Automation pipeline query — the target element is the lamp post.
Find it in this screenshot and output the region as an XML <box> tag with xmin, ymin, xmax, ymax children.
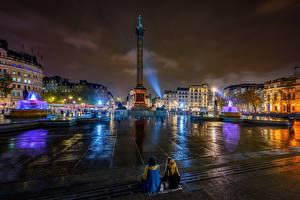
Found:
<box><xmin>212</xmin><ymin>87</ymin><xmax>216</xmax><ymax>117</ymax></box>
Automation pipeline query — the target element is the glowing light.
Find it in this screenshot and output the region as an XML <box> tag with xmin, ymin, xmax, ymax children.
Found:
<box><xmin>15</xmin><ymin>92</ymin><xmax>48</xmax><ymax>110</ymax></box>
<box><xmin>28</xmin><ymin>92</ymin><xmax>39</xmax><ymax>101</ymax></box>
<box><xmin>98</xmin><ymin>100</ymin><xmax>102</xmax><ymax>105</ymax></box>
<box><xmin>180</xmin><ymin>103</ymin><xmax>184</xmax><ymax>108</ymax></box>
<box><xmin>144</xmin><ymin>62</ymin><xmax>162</xmax><ymax>98</ymax></box>
<box><xmin>221</xmin><ymin>101</ymin><xmax>239</xmax><ymax>113</ymax></box>
<box><xmin>212</xmin><ymin>87</ymin><xmax>217</xmax><ymax>92</ymax></box>
<box><xmin>222</xmin><ymin>123</ymin><xmax>240</xmax><ymax>152</ymax></box>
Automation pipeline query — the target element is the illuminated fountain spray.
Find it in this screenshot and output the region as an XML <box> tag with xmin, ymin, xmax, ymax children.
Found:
<box><xmin>221</xmin><ymin>100</ymin><xmax>239</xmax><ymax>113</ymax></box>
<box><xmin>9</xmin><ymin>91</ymin><xmax>48</xmax><ymax>118</ymax></box>
<box><xmin>220</xmin><ymin>100</ymin><xmax>241</xmax><ymax>118</ymax></box>
<box><xmin>15</xmin><ymin>91</ymin><xmax>48</xmax><ymax>110</ymax></box>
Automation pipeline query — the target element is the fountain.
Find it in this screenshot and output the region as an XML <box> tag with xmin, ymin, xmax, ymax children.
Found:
<box><xmin>219</xmin><ymin>101</ymin><xmax>241</xmax><ymax>118</ymax></box>
<box><xmin>8</xmin><ymin>91</ymin><xmax>48</xmax><ymax>118</ymax></box>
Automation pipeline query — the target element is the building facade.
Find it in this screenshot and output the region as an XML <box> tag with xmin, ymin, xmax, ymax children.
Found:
<box><xmin>43</xmin><ymin>76</ymin><xmax>113</xmax><ymax>106</ymax></box>
<box><xmin>163</xmin><ymin>83</ymin><xmax>213</xmax><ymax>111</ymax></box>
<box><xmin>163</xmin><ymin>90</ymin><xmax>177</xmax><ymax>110</ymax></box>
<box><xmin>0</xmin><ymin>39</ymin><xmax>44</xmax><ymax>108</ymax></box>
<box><xmin>188</xmin><ymin>84</ymin><xmax>212</xmax><ymax>111</ymax></box>
<box><xmin>264</xmin><ymin>76</ymin><xmax>300</xmax><ymax>113</ymax></box>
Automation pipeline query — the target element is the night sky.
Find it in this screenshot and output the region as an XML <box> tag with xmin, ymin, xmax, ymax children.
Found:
<box><xmin>0</xmin><ymin>0</ymin><xmax>299</xmax><ymax>99</ymax></box>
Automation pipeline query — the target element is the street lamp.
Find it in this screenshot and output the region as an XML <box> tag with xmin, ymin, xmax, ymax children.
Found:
<box><xmin>212</xmin><ymin>87</ymin><xmax>217</xmax><ymax>117</ymax></box>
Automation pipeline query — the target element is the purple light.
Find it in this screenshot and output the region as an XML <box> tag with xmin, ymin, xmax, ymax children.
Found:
<box><xmin>222</xmin><ymin>123</ymin><xmax>240</xmax><ymax>152</ymax></box>
<box><xmin>15</xmin><ymin>129</ymin><xmax>48</xmax><ymax>156</ymax></box>
<box><xmin>15</xmin><ymin>91</ymin><xmax>48</xmax><ymax>110</ymax></box>
<box><xmin>221</xmin><ymin>101</ymin><xmax>239</xmax><ymax>113</ymax></box>
<box><xmin>15</xmin><ymin>100</ymin><xmax>48</xmax><ymax>110</ymax></box>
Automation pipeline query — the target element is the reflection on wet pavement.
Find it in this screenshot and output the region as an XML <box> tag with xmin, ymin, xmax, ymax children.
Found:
<box><xmin>0</xmin><ymin>115</ymin><xmax>299</xmax><ymax>183</ymax></box>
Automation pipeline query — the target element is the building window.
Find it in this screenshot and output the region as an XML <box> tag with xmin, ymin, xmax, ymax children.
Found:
<box><xmin>3</xmin><ymin>69</ymin><xmax>6</xmax><ymax>73</ymax></box>
<box><xmin>17</xmin><ymin>78</ymin><xmax>21</xmax><ymax>82</ymax></box>
<box><xmin>24</xmin><ymin>66</ymin><xmax>27</xmax><ymax>69</ymax></box>
<box><xmin>24</xmin><ymin>73</ymin><xmax>27</xmax><ymax>77</ymax></box>
<box><xmin>17</xmin><ymin>92</ymin><xmax>20</xmax><ymax>96</ymax></box>
<box><xmin>13</xmin><ymin>63</ymin><xmax>16</xmax><ymax>67</ymax></box>
<box><xmin>13</xmin><ymin>71</ymin><xmax>16</xmax><ymax>75</ymax></box>
<box><xmin>12</xmin><ymin>77</ymin><xmax>16</xmax><ymax>81</ymax></box>
<box><xmin>28</xmin><ymin>79</ymin><xmax>31</xmax><ymax>84</ymax></box>
<box><xmin>18</xmin><ymin>65</ymin><xmax>21</xmax><ymax>68</ymax></box>
<box><xmin>3</xmin><ymin>61</ymin><xmax>6</xmax><ymax>64</ymax></box>
<box><xmin>18</xmin><ymin>72</ymin><xmax>20</xmax><ymax>75</ymax></box>
<box><xmin>28</xmin><ymin>86</ymin><xmax>30</xmax><ymax>90</ymax></box>
<box><xmin>12</xmin><ymin>91</ymin><xmax>15</xmax><ymax>96</ymax></box>
<box><xmin>24</xmin><ymin>79</ymin><xmax>27</xmax><ymax>83</ymax></box>
<box><xmin>13</xmin><ymin>84</ymin><xmax>15</xmax><ymax>88</ymax></box>
<box><xmin>17</xmin><ymin>85</ymin><xmax>20</xmax><ymax>88</ymax></box>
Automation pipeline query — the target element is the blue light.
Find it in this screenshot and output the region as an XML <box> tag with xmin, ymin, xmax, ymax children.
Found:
<box><xmin>180</xmin><ymin>103</ymin><xmax>184</xmax><ymax>108</ymax></box>
<box><xmin>18</xmin><ymin>65</ymin><xmax>21</xmax><ymax>68</ymax></box>
<box><xmin>15</xmin><ymin>92</ymin><xmax>48</xmax><ymax>110</ymax></box>
<box><xmin>144</xmin><ymin>61</ymin><xmax>162</xmax><ymax>98</ymax></box>
<box><xmin>27</xmin><ymin>91</ymin><xmax>39</xmax><ymax>101</ymax></box>
<box><xmin>98</xmin><ymin>100</ymin><xmax>102</xmax><ymax>105</ymax></box>
<box><xmin>24</xmin><ymin>66</ymin><xmax>27</xmax><ymax>69</ymax></box>
<box><xmin>13</xmin><ymin>64</ymin><xmax>16</xmax><ymax>67</ymax></box>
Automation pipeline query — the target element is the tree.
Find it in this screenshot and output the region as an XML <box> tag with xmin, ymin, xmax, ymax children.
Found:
<box><xmin>216</xmin><ymin>95</ymin><xmax>226</xmax><ymax>111</ymax></box>
<box><xmin>226</xmin><ymin>91</ymin><xmax>246</xmax><ymax>111</ymax></box>
<box><xmin>243</xmin><ymin>90</ymin><xmax>263</xmax><ymax>112</ymax></box>
<box><xmin>42</xmin><ymin>91</ymin><xmax>64</xmax><ymax>104</ymax></box>
<box><xmin>0</xmin><ymin>73</ymin><xmax>13</xmax><ymax>99</ymax></box>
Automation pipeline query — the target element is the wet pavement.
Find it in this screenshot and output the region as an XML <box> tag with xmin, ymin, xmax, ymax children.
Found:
<box><xmin>0</xmin><ymin>114</ymin><xmax>299</xmax><ymax>199</ymax></box>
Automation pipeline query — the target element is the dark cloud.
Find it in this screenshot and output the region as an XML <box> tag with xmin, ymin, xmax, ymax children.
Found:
<box><xmin>256</xmin><ymin>0</ymin><xmax>296</xmax><ymax>15</ymax></box>
<box><xmin>0</xmin><ymin>0</ymin><xmax>299</xmax><ymax>99</ymax></box>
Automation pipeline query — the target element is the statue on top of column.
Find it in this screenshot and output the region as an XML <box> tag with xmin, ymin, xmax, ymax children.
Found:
<box><xmin>138</xmin><ymin>14</ymin><xmax>143</xmax><ymax>27</ymax></box>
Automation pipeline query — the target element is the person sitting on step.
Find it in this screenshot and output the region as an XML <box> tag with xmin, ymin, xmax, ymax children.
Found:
<box><xmin>162</xmin><ymin>158</ymin><xmax>181</xmax><ymax>189</ymax></box>
<box><xmin>141</xmin><ymin>157</ymin><xmax>161</xmax><ymax>194</ymax></box>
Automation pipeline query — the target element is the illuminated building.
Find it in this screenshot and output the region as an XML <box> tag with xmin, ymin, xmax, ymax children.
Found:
<box><xmin>163</xmin><ymin>83</ymin><xmax>213</xmax><ymax>111</ymax></box>
<box><xmin>0</xmin><ymin>39</ymin><xmax>44</xmax><ymax>108</ymax></box>
<box><xmin>177</xmin><ymin>88</ymin><xmax>189</xmax><ymax>110</ymax></box>
<box><xmin>163</xmin><ymin>90</ymin><xmax>177</xmax><ymax>110</ymax></box>
<box><xmin>264</xmin><ymin>68</ymin><xmax>300</xmax><ymax>113</ymax></box>
<box><xmin>188</xmin><ymin>84</ymin><xmax>212</xmax><ymax>111</ymax></box>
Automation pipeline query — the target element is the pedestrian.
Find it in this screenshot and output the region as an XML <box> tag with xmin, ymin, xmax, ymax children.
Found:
<box><xmin>161</xmin><ymin>158</ymin><xmax>180</xmax><ymax>189</ymax></box>
<box><xmin>141</xmin><ymin>157</ymin><xmax>161</xmax><ymax>194</ymax></box>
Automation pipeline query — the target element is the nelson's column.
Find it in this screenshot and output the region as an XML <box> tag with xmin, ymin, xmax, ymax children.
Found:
<box><xmin>131</xmin><ymin>14</ymin><xmax>149</xmax><ymax>110</ymax></box>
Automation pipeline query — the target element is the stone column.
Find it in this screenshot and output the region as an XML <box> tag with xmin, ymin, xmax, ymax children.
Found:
<box><xmin>136</xmin><ymin>14</ymin><xmax>145</xmax><ymax>88</ymax></box>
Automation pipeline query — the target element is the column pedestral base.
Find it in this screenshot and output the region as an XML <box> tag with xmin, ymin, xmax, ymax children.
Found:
<box><xmin>131</xmin><ymin>87</ymin><xmax>149</xmax><ymax>110</ymax></box>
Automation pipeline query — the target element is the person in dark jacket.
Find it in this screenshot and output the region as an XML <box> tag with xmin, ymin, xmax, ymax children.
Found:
<box><xmin>142</xmin><ymin>157</ymin><xmax>161</xmax><ymax>194</ymax></box>
<box><xmin>162</xmin><ymin>158</ymin><xmax>180</xmax><ymax>189</ymax></box>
